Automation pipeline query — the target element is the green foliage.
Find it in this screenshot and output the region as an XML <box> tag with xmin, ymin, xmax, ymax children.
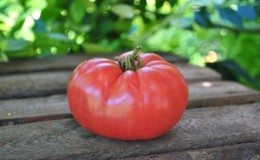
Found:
<box><xmin>228</xmin><ymin>33</ymin><xmax>260</xmax><ymax>89</ymax></box>
<box><xmin>0</xmin><ymin>0</ymin><xmax>259</xmax><ymax>89</ymax></box>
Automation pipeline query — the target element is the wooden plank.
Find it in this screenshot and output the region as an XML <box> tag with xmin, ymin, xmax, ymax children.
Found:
<box><xmin>187</xmin><ymin>81</ymin><xmax>260</xmax><ymax>108</ymax></box>
<box><xmin>1</xmin><ymin>81</ymin><xmax>259</xmax><ymax>126</ymax></box>
<box><xmin>120</xmin><ymin>142</ymin><xmax>260</xmax><ymax>160</ymax></box>
<box><xmin>0</xmin><ymin>103</ymin><xmax>259</xmax><ymax>159</ymax></box>
<box><xmin>0</xmin><ymin>64</ymin><xmax>221</xmax><ymax>99</ymax></box>
<box><xmin>0</xmin><ymin>95</ymin><xmax>71</xmax><ymax>126</ymax></box>
<box><xmin>175</xmin><ymin>63</ymin><xmax>221</xmax><ymax>83</ymax></box>
<box><xmin>0</xmin><ymin>53</ymin><xmax>187</xmax><ymax>74</ymax></box>
<box><xmin>0</xmin><ymin>71</ymin><xmax>69</xmax><ymax>99</ymax></box>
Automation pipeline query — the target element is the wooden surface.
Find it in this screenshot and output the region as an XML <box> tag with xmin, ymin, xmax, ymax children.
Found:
<box><xmin>0</xmin><ymin>104</ymin><xmax>259</xmax><ymax>159</ymax></box>
<box><xmin>0</xmin><ymin>53</ymin><xmax>259</xmax><ymax>160</ymax></box>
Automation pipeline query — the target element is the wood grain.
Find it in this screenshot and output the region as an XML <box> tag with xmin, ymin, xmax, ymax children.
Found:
<box><xmin>1</xmin><ymin>81</ymin><xmax>259</xmax><ymax>126</ymax></box>
<box><xmin>0</xmin><ymin>63</ymin><xmax>221</xmax><ymax>99</ymax></box>
<box><xmin>0</xmin><ymin>103</ymin><xmax>259</xmax><ymax>160</ymax></box>
<box><xmin>0</xmin><ymin>53</ymin><xmax>187</xmax><ymax>74</ymax></box>
<box><xmin>120</xmin><ymin>142</ymin><xmax>260</xmax><ymax>160</ymax></box>
<box><xmin>187</xmin><ymin>81</ymin><xmax>260</xmax><ymax>108</ymax></box>
<box><xmin>0</xmin><ymin>71</ymin><xmax>69</xmax><ymax>99</ymax></box>
<box><xmin>0</xmin><ymin>95</ymin><xmax>71</xmax><ymax>126</ymax></box>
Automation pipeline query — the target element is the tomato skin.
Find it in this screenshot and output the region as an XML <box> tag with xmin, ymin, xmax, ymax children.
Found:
<box><xmin>67</xmin><ymin>53</ymin><xmax>188</xmax><ymax>140</ymax></box>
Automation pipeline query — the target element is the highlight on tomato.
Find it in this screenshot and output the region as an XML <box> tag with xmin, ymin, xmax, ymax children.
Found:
<box><xmin>67</xmin><ymin>46</ymin><xmax>188</xmax><ymax>140</ymax></box>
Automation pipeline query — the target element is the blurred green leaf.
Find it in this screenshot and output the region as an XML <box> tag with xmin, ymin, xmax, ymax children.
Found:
<box><xmin>237</xmin><ymin>5</ymin><xmax>256</xmax><ymax>20</ymax></box>
<box><xmin>33</xmin><ymin>19</ymin><xmax>47</xmax><ymax>33</ymax></box>
<box><xmin>3</xmin><ymin>39</ymin><xmax>31</xmax><ymax>52</ymax></box>
<box><xmin>111</xmin><ymin>4</ymin><xmax>135</xmax><ymax>19</ymax></box>
<box><xmin>218</xmin><ymin>7</ymin><xmax>242</xmax><ymax>27</ymax></box>
<box><xmin>195</xmin><ymin>7</ymin><xmax>212</xmax><ymax>27</ymax></box>
<box><xmin>46</xmin><ymin>32</ymin><xmax>70</xmax><ymax>41</ymax></box>
<box><xmin>69</xmin><ymin>0</ymin><xmax>86</xmax><ymax>23</ymax></box>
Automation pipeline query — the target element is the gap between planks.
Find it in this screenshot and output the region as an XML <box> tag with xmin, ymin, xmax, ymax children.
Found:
<box><xmin>0</xmin><ymin>81</ymin><xmax>260</xmax><ymax>126</ymax></box>
<box><xmin>0</xmin><ymin>103</ymin><xmax>259</xmax><ymax>159</ymax></box>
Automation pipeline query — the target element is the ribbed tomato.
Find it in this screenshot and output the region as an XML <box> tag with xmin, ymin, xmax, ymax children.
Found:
<box><xmin>67</xmin><ymin>46</ymin><xmax>188</xmax><ymax>140</ymax></box>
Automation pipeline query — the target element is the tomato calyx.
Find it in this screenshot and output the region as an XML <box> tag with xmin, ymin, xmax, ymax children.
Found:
<box><xmin>115</xmin><ymin>45</ymin><xmax>143</xmax><ymax>72</ymax></box>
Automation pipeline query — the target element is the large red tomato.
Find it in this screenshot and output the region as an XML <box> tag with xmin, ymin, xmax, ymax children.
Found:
<box><xmin>67</xmin><ymin>46</ymin><xmax>188</xmax><ymax>140</ymax></box>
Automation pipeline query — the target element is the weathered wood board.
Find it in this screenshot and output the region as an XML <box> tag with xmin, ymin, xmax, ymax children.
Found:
<box><xmin>0</xmin><ymin>95</ymin><xmax>71</xmax><ymax>125</ymax></box>
<box><xmin>0</xmin><ymin>103</ymin><xmax>259</xmax><ymax>159</ymax></box>
<box><xmin>187</xmin><ymin>81</ymin><xmax>260</xmax><ymax>108</ymax></box>
<box><xmin>0</xmin><ymin>63</ymin><xmax>221</xmax><ymax>99</ymax></box>
<box><xmin>0</xmin><ymin>53</ymin><xmax>187</xmax><ymax>74</ymax></box>
<box><xmin>120</xmin><ymin>142</ymin><xmax>260</xmax><ymax>160</ymax></box>
<box><xmin>1</xmin><ymin>81</ymin><xmax>259</xmax><ymax>126</ymax></box>
<box><xmin>0</xmin><ymin>71</ymin><xmax>69</xmax><ymax>99</ymax></box>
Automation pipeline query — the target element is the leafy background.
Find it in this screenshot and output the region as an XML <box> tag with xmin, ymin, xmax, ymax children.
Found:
<box><xmin>0</xmin><ymin>0</ymin><xmax>260</xmax><ymax>89</ymax></box>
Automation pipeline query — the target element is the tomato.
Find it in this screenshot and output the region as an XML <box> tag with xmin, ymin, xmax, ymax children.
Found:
<box><xmin>67</xmin><ymin>46</ymin><xmax>188</xmax><ymax>140</ymax></box>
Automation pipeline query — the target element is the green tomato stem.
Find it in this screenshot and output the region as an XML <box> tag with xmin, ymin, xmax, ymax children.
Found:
<box><xmin>116</xmin><ymin>45</ymin><xmax>143</xmax><ymax>72</ymax></box>
<box><xmin>130</xmin><ymin>45</ymin><xmax>142</xmax><ymax>62</ymax></box>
